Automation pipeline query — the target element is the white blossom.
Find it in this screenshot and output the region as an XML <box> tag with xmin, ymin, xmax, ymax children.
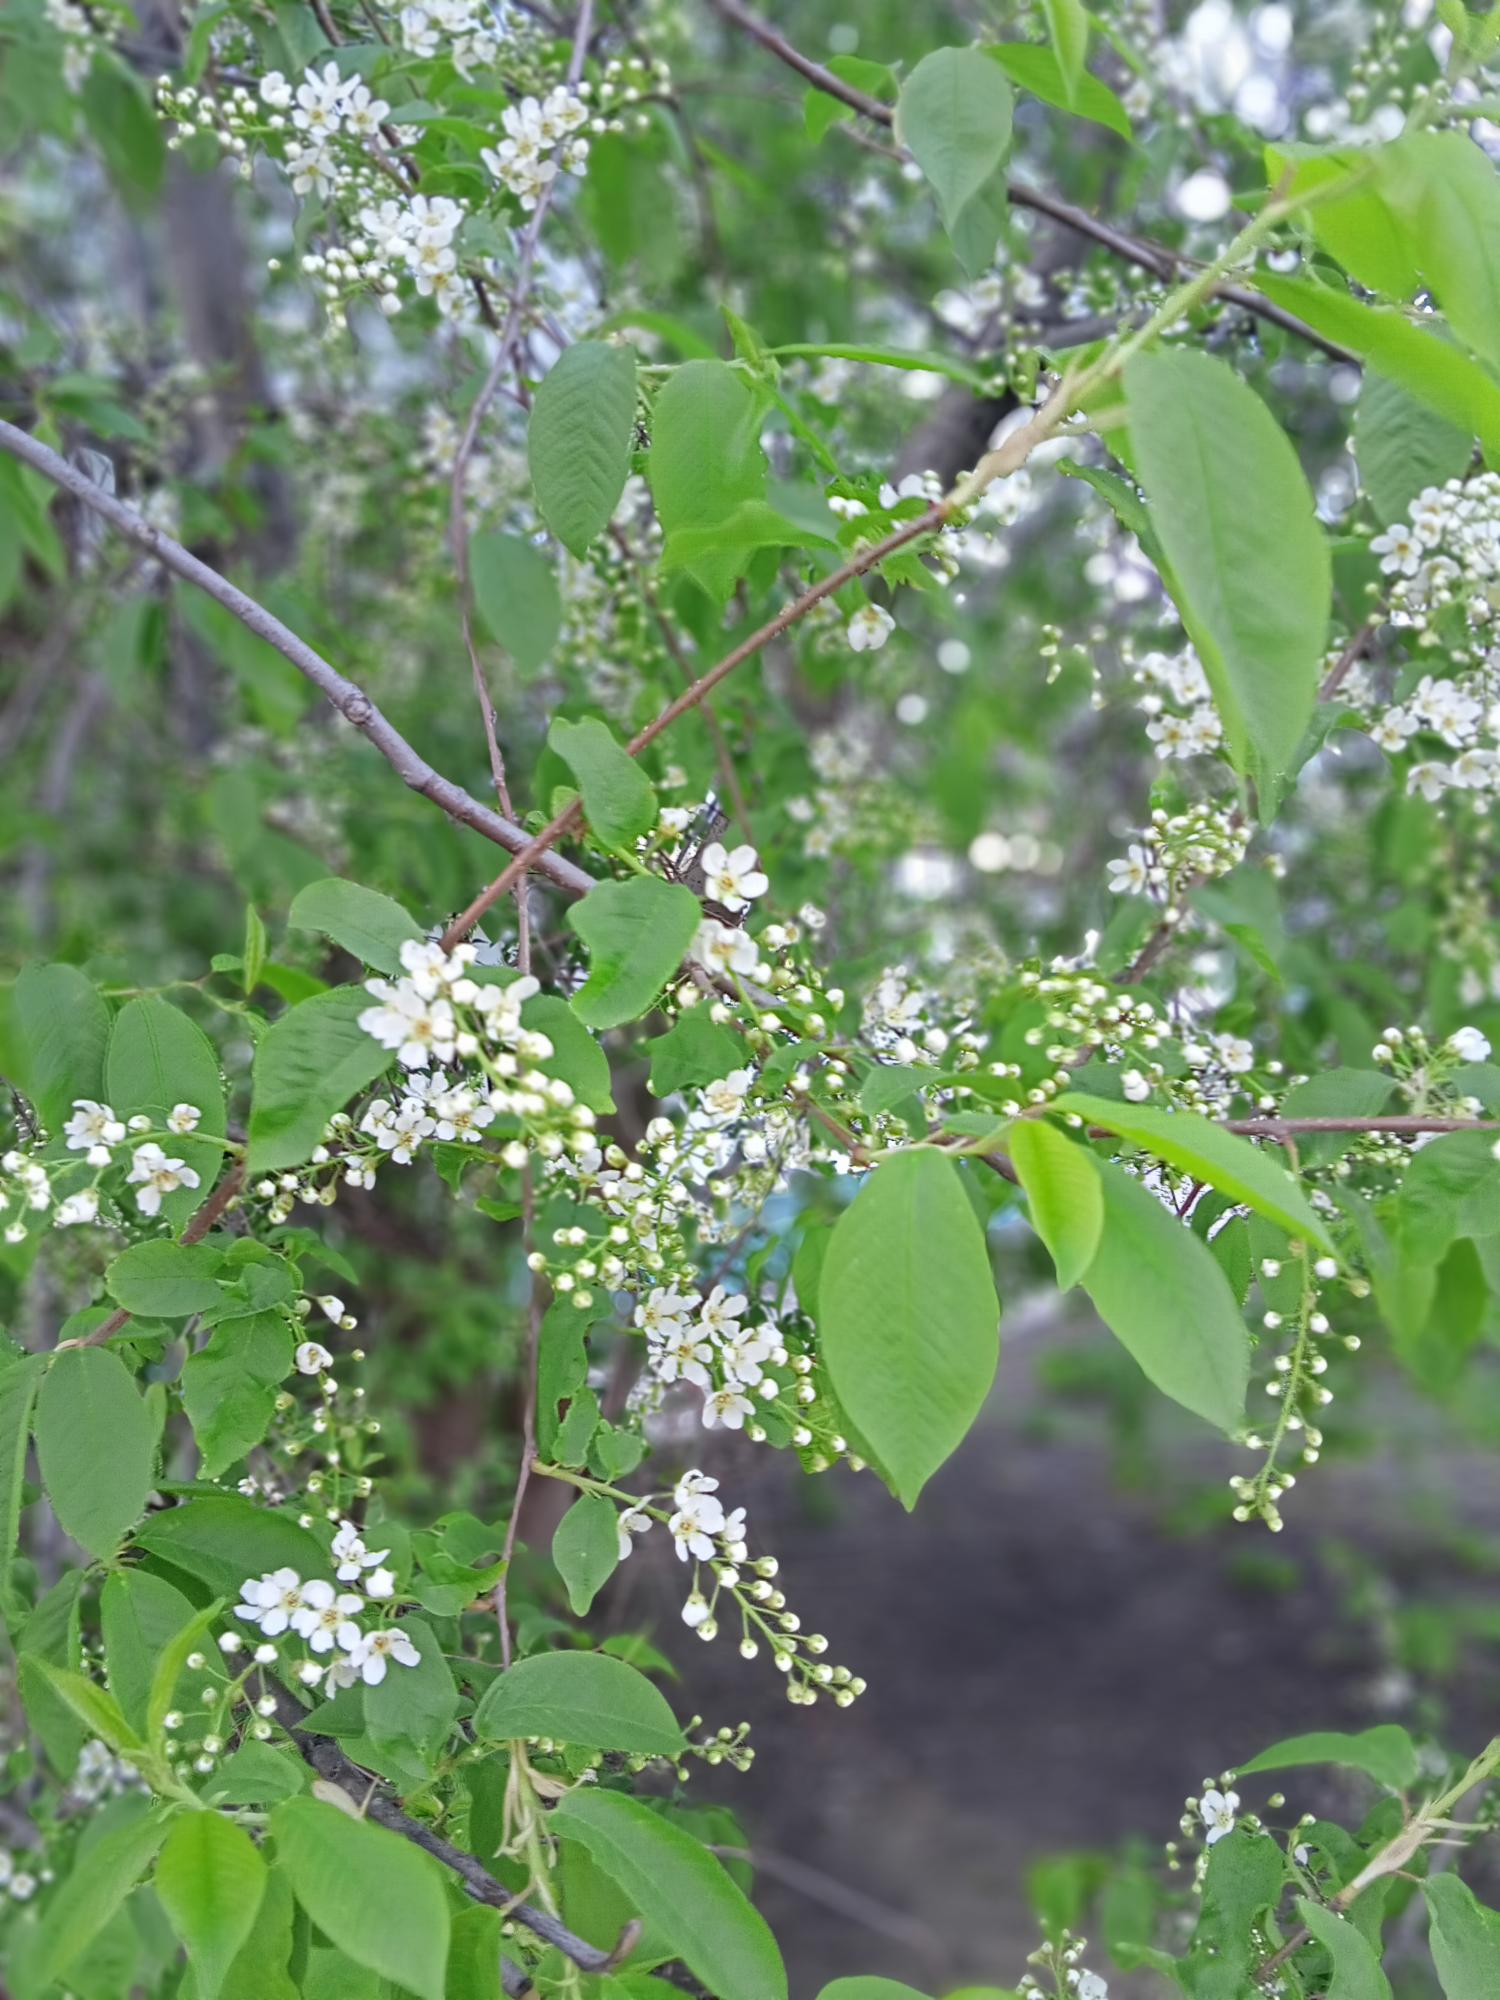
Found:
<box><xmin>295</xmin><ymin>1340</ymin><xmax>334</xmax><ymax>1376</ymax></box>
<box><xmin>63</xmin><ymin>1099</ymin><xmax>124</xmax><ymax>1165</ymax></box>
<box><xmin>126</xmin><ymin>1143</ymin><xmax>201</xmax><ymax>1216</ymax></box>
<box><xmin>1200</xmin><ymin>1787</ymin><xmax>1239</xmax><ymax>1844</ymax></box>
<box><xmin>700</xmin><ymin>843</ymin><xmax>768</xmax><ymax>912</ymax></box>
<box><xmin>847</xmin><ymin>603</ymin><xmax>895</xmax><ymax>652</ymax></box>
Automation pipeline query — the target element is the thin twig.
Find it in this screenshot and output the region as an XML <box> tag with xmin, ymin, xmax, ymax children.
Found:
<box><xmin>0</xmin><ymin>420</ymin><xmax>594</xmax><ymax>899</ymax></box>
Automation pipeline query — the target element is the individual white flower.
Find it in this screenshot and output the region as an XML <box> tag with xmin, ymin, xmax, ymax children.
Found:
<box><xmin>293</xmin><ymin>61</ymin><xmax>349</xmax><ymax>137</ymax></box>
<box><xmin>702</xmin><ymin>1387</ymin><xmax>755</xmax><ymax>1430</ymax></box>
<box><xmin>344</xmin><ymin>1625</ymin><xmax>421</xmax><ymax>1684</ymax></box>
<box><xmin>290</xmin><ymin>1580</ymin><xmax>365</xmax><ymax>1653</ymax></box>
<box><xmin>1453</xmin><ymin>748</ymin><xmax>1500</xmax><ymax>789</ymax></box>
<box><xmin>669</xmin><ymin>1472</ymin><xmax>726</xmax><ymax>1560</ymax></box>
<box><xmin>234</xmin><ymin>1568</ymin><xmax>306</xmax><ymax>1635</ymax></box>
<box><xmin>654</xmin><ymin>1324</ymin><xmax>714</xmax><ymax>1388</ymax></box>
<box><xmin>698</xmin><ymin>1284</ymin><xmax>747</xmax><ymax>1337</ymax></box>
<box><xmin>365</xmin><ymin>1566</ymin><xmax>397</xmax><ymax>1599</ymax></box>
<box><xmin>1145</xmin><ymin>711</ymin><xmax>1195</xmax><ymax>760</ymax></box>
<box><xmin>1407</xmin><ymin>760</ymin><xmax>1451</xmax><ymax>801</ymax></box>
<box><xmin>1371</xmin><ymin>523</ymin><xmax>1422</xmax><ymax>576</ymax></box>
<box><xmin>63</xmin><ymin>1099</ymin><xmax>125</xmax><ymax>1165</ymax></box>
<box><xmin>719</xmin><ymin>1323</ymin><xmax>777</xmax><ymax>1387</ymax></box>
<box><xmin>53</xmin><ymin>1189</ymin><xmax>99</xmax><ymax>1228</ymax></box>
<box><xmin>1076</xmin><ymin>1974</ymin><xmax>1108</xmax><ymax>2000</ymax></box>
<box><xmin>1200</xmin><ymin>1787</ymin><xmax>1239</xmax><ymax>1844</ymax></box>
<box><xmin>259</xmin><ymin>69</ymin><xmax>293</xmax><ymax>109</ymax></box>
<box><xmin>166</xmin><ymin>1103</ymin><xmax>201</xmax><ymax>1135</ymax></box>
<box><xmin>1214</xmin><ymin>1035</ymin><xmax>1255</xmax><ymax>1074</ymax></box>
<box><xmin>1448</xmin><ymin>1025</ymin><xmax>1492</xmax><ymax>1063</ymax></box>
<box><xmin>617</xmin><ymin>1508</ymin><xmax>652</xmax><ymax>1560</ymax></box>
<box><xmin>692</xmin><ymin>917</ymin><xmax>758</xmax><ymax>977</ymax></box>
<box><xmin>342</xmin><ymin>81</ymin><xmax>390</xmax><ymax>136</ymax></box>
<box><xmin>635</xmin><ymin>1287</ymin><xmax>694</xmax><ymax>1339</ymax></box>
<box><xmin>700</xmin><ymin>843</ymin><xmax>769</xmax><ymax>911</ymax></box>
<box><xmin>681</xmin><ymin>1590</ymin><xmax>712</xmax><ymax>1628</ymax></box>
<box><xmin>331</xmin><ymin>1520</ymin><xmax>391</xmax><ymax>1581</ymax></box>
<box><xmin>695</xmin><ymin>1069</ymin><xmax>753</xmax><ymax>1125</ymax></box>
<box><xmin>1370</xmin><ymin>708</ymin><xmax>1414</xmax><ymax>753</ymax></box>
<box><xmin>126</xmin><ymin>1143</ymin><xmax>201</xmax><ymax>1216</ymax></box>
<box><xmin>847</xmin><ymin>603</ymin><xmax>895</xmax><ymax>652</ymax></box>
<box><xmin>358</xmin><ymin>978</ymin><xmax>458</xmax><ymax>1069</ymax></box>
<box><xmin>1106</xmin><ymin>844</ymin><xmax>1152</xmax><ymax>895</ymax></box>
<box><xmin>294</xmin><ymin>1340</ymin><xmax>334</xmax><ymax>1376</ymax></box>
<box><xmin>1120</xmin><ymin>1069</ymin><xmax>1152</xmax><ymax>1102</ymax></box>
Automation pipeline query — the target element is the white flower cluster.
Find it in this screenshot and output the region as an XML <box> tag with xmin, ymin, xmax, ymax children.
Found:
<box><xmin>1</xmin><ymin>1097</ymin><xmax>204</xmax><ymax>1242</ymax></box>
<box><xmin>43</xmin><ymin>0</ymin><xmax>95</xmax><ymax>92</ymax></box>
<box><xmin>634</xmin><ymin>1282</ymin><xmax>784</xmax><ymax>1432</ymax></box>
<box><xmin>480</xmin><ymin>87</ymin><xmax>590</xmax><ymax>210</ymax></box>
<box><xmin>392</xmin><ymin>0</ymin><xmax>499</xmax><ymax>74</ymax></box>
<box><xmin>233</xmin><ymin>1532</ymin><xmax>414</xmax><ymax>1690</ymax></box>
<box><xmin>1134</xmin><ymin>647</ymin><xmax>1225</xmax><ymax>761</ymax></box>
<box><xmin>1105</xmin><ymin>803</ymin><xmax>1249</xmax><ymax>899</ymax></box>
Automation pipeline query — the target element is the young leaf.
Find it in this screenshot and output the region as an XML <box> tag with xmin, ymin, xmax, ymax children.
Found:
<box><xmin>148</xmin><ymin>1599</ymin><xmax>227</xmax><ymax>1747</ymax></box>
<box><xmin>243</xmin><ymin>903</ymin><xmax>268</xmax><ymax>994</ymax></box>
<box><xmin>1296</xmin><ymin>1898</ymin><xmax>1393</xmax><ymax>1999</ymax></box>
<box><xmin>986</xmin><ymin>42</ymin><xmax>1131</xmax><ymax>139</ymax></box>
<box><xmin>1048</xmin><ymin>1092</ymin><xmax>1335</xmax><ymax>1251</ymax></box>
<box><xmin>894</xmin><ymin>49</ymin><xmax>1014</xmax><ymax>271</ymax></box>
<box><xmin>1008</xmin><ymin>1117</ymin><xmax>1103</xmax><ymax>1289</ymax></box>
<box><xmin>180</xmin><ymin>1309</ymin><xmax>295</xmax><ymax>1477</ymax></box>
<box><xmin>1124</xmin><ymin>346</ymin><xmax>1331</xmax><ymax>808</ymax></box>
<box><xmin>647</xmin><ymin>1007</ymin><xmax>748</xmax><ymax>1096</ymax></box>
<box><xmin>1403</xmin><ymin>132</ymin><xmax>1500</xmax><ymax>376</ymax></box>
<box><xmin>154</xmin><ymin>1809</ymin><xmax>268</xmax><ymax>2000</ymax></box>
<box><xmin>271</xmin><ymin>1796</ymin><xmax>449</xmax><ymax>2000</ymax></box>
<box><xmin>288</xmin><ymin>878</ymin><xmax>424</xmax><ymax>976</ymax></box>
<box><xmin>0</xmin><ymin>1354</ymin><xmax>43</xmax><ymax>1616</ymax></box>
<box><xmin>1078</xmin><ymin>1159</ymin><xmax>1249</xmax><ymax>1433</ymax></box>
<box><xmin>471</xmin><ymin>530</ymin><xmax>563</xmax><ymax>677</ymax></box>
<box><xmin>35</xmin><ymin>1348</ymin><xmax>158</xmax><ymax>1559</ymax></box>
<box><xmin>1236</xmin><ymin>1725</ymin><xmax>1418</xmax><ymax>1791</ymax></box>
<box><xmin>106</xmin><ymin>994</ymin><xmax>227</xmax><ymax>1228</ymax></box>
<box><xmin>133</xmin><ymin>1495</ymin><xmax>326</xmax><ymax>1602</ymax></box>
<box><xmin>566</xmin><ymin>876</ymin><xmax>702</xmax><ymax>1030</ymax></box>
<box><xmin>552</xmin><ymin>1493</ymin><xmax>620</xmax><ymax>1615</ymax></box>
<box><xmin>529</xmin><ymin>339</ymin><xmax>638</xmax><ymax>557</ymax></box>
<box><xmin>101</xmin><ymin>1569</ymin><xmax>197</xmax><ymax>1733</ymax></box>
<box><xmin>1397</xmin><ymin>1129</ymin><xmax>1500</xmax><ymax>1258</ymax></box>
<box><xmin>551</xmin><ymin>1788</ymin><xmax>787</xmax><ymax>2000</ymax></box>
<box><xmin>648</xmin><ymin>360</ymin><xmax>768</xmax><ymax>600</ymax></box>
<box><xmin>473</xmin><ymin>1649</ymin><xmax>684</xmax><ymax>1753</ymax></box>
<box><xmin>821</xmin><ymin>1150</ymin><xmax>1000</xmax><ymax>1508</ymax></box>
<box><xmin>104</xmin><ymin>1240</ymin><xmax>225</xmax><ymax>1318</ymax></box>
<box><xmin>1425</xmin><ymin>1873</ymin><xmax>1500</xmax><ymax>1996</ymax></box>
<box><xmin>28</xmin><ymin>1806</ymin><xmax>172</xmax><ymax>1987</ymax></box>
<box><xmin>19</xmin><ymin>1656</ymin><xmax>141</xmax><ymax>1752</ymax></box>
<box><xmin>247</xmin><ymin>987</ymin><xmax>392</xmax><ymax>1173</ymax></box>
<box><xmin>12</xmin><ymin>961</ymin><xmax>111</xmax><ymax>1129</ymax></box>
<box><xmin>1041</xmin><ymin>0</ymin><xmax>1089</xmax><ymax>104</ymax></box>
<box><xmin>550</xmin><ymin>715</ymin><xmax>658</xmax><ymax>850</ymax></box>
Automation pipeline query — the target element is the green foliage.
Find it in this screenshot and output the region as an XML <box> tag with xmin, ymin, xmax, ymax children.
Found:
<box><xmin>552</xmin><ymin>1492</ymin><xmax>621</xmax><ymax>1614</ymax></box>
<box><xmin>105</xmin><ymin>1239</ymin><xmax>224</xmax><ymax>1316</ymax></box>
<box><xmin>246</xmin><ymin>988</ymin><xmax>392</xmax><ymax>1172</ymax></box>
<box><xmin>648</xmin><ymin>360</ymin><xmax>769</xmax><ymax>599</ymax></box>
<box><xmin>34</xmin><ymin>1348</ymin><xmax>157</xmax><ymax>1558</ymax></box>
<box><xmin>154</xmin><ymin>1810</ymin><xmax>268</xmax><ymax>2000</ymax></box>
<box><xmin>528</xmin><ymin>339</ymin><xmax>639</xmax><ymax>557</ymax></box>
<box><xmin>820</xmin><ymin>1150</ymin><xmax>999</xmax><ymax>1508</ymax></box>
<box><xmin>471</xmin><ymin>530</ymin><xmax>563</xmax><ymax>677</ymax></box>
<box><xmin>565</xmin><ymin>876</ymin><xmax>701</xmax><ymax>1029</ymax></box>
<box><xmin>473</xmin><ymin>1649</ymin><xmax>683</xmax><ymax>1752</ymax></box>
<box><xmin>11</xmin><ymin>962</ymin><xmax>109</xmax><ymax>1130</ymax></box>
<box><xmin>271</xmin><ymin>1798</ymin><xmax>450</xmax><ymax>2000</ymax></box>
<box><xmin>288</xmin><ymin>878</ymin><xmax>424</xmax><ymax>976</ymax></box>
<box><xmin>1237</xmin><ymin>1725</ymin><xmax>1419</xmax><ymax>1790</ymax></box>
<box><xmin>1008</xmin><ymin>1118</ymin><xmax>1102</xmax><ymax>1289</ymax></box>
<box><xmin>895</xmin><ymin>48</ymin><xmax>1014</xmax><ymax>272</ymax></box>
<box><xmin>550</xmin><ymin>715</ymin><xmax>658</xmax><ymax>849</ymax></box>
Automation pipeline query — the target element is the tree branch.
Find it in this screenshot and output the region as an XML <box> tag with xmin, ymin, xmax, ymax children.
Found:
<box><xmin>707</xmin><ymin>0</ymin><xmax>1357</xmax><ymax>366</ymax></box>
<box><xmin>0</xmin><ymin>420</ymin><xmax>594</xmax><ymax>900</ymax></box>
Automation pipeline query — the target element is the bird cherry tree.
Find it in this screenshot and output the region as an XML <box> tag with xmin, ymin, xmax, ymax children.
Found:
<box><xmin>4</xmin><ymin>0</ymin><xmax>1500</xmax><ymax>1996</ymax></box>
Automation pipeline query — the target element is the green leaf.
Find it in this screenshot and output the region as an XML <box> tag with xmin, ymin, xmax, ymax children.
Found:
<box><xmin>471</xmin><ymin>530</ymin><xmax>563</xmax><ymax>677</ymax></box>
<box><xmin>821</xmin><ymin>1150</ymin><xmax>1000</xmax><ymax>1508</ymax></box>
<box><xmin>648</xmin><ymin>359</ymin><xmax>768</xmax><ymax>600</ymax></box>
<box><xmin>219</xmin><ymin>1865</ymin><xmax>301</xmax><ymax>2000</ymax></box>
<box><xmin>1401</xmin><ymin>132</ymin><xmax>1500</xmax><ymax>376</ymax></box>
<box><xmin>35</xmin><ymin>1348</ymin><xmax>157</xmax><ymax>1559</ymax></box>
<box><xmin>1237</xmin><ymin>1725</ymin><xmax>1419</xmax><ymax>1791</ymax></box>
<box><xmin>133</xmin><ymin>1495</ymin><xmax>326</xmax><ymax>1601</ymax></box>
<box><xmin>101</xmin><ymin>1569</ymin><xmax>197</xmax><ymax>1733</ymax></box>
<box><xmin>29</xmin><ymin>1806</ymin><xmax>172</xmax><ymax>1986</ymax></box>
<box><xmin>1297</xmin><ymin>1897</ymin><xmax>1393</xmax><ymax>1999</ymax></box>
<box><xmin>1124</xmin><ymin>346</ymin><xmax>1331</xmax><ymax>808</ymax></box>
<box><xmin>271</xmin><ymin>1796</ymin><xmax>450</xmax><ymax>2000</ymax></box>
<box><xmin>12</xmin><ymin>961</ymin><xmax>110</xmax><ymax>1130</ymax></box>
<box><xmin>1397</xmin><ymin>1129</ymin><xmax>1500</xmax><ymax>1257</ymax></box>
<box><xmin>552</xmin><ymin>1493</ymin><xmax>620</xmax><ymax>1615</ymax></box>
<box><xmin>0</xmin><ymin>1354</ymin><xmax>43</xmax><ymax>1616</ymax></box>
<box><xmin>364</xmin><ymin>1616</ymin><xmax>459</xmax><ymax>1772</ymax></box>
<box><xmin>288</xmin><ymin>878</ymin><xmax>424</xmax><ymax>976</ymax></box>
<box><xmin>566</xmin><ymin>876</ymin><xmax>702</xmax><ymax>1031</ymax></box>
<box><xmin>1355</xmin><ymin>372</ymin><xmax>1474</xmax><ymax>525</ymax></box>
<box><xmin>986</xmin><ymin>42</ymin><xmax>1130</xmax><ymax>139</ymax></box>
<box><xmin>894</xmin><ymin>49</ymin><xmax>1014</xmax><ymax>272</ymax></box>
<box><xmin>550</xmin><ymin>716</ymin><xmax>657</xmax><ymax>849</ymax></box>
<box><xmin>148</xmin><ymin>1598</ymin><xmax>227</xmax><ymax>1747</ymax></box>
<box><xmin>1078</xmin><ymin>1159</ymin><xmax>1249</xmax><ymax>1433</ymax></box>
<box><xmin>19</xmin><ymin>1655</ymin><xmax>141</xmax><ymax>1751</ymax></box>
<box><xmin>204</xmin><ymin>1741</ymin><xmax>311</xmax><ymax>1806</ymax></box>
<box><xmin>1049</xmin><ymin>1092</ymin><xmax>1334</xmax><ymax>1251</ymax></box>
<box><xmin>1008</xmin><ymin>1118</ymin><xmax>1103</xmax><ymax>1290</ymax></box>
<box><xmin>1041</xmin><ymin>0</ymin><xmax>1089</xmax><ymax>104</ymax></box>
<box><xmin>551</xmin><ymin>1789</ymin><xmax>787</xmax><ymax>2000</ymax></box>
<box><xmin>473</xmin><ymin>1649</ymin><xmax>683</xmax><ymax>1752</ymax></box>
<box><xmin>243</xmin><ymin>903</ymin><xmax>269</xmax><ymax>995</ymax></box>
<box><xmin>817</xmin><ymin>1984</ymin><xmax>934</xmax><ymax>2000</ymax></box>
<box><xmin>155</xmin><ymin>1810</ymin><xmax>268</xmax><ymax>2000</ymax></box>
<box><xmin>1425</xmin><ymin>1874</ymin><xmax>1500</xmax><ymax>1996</ymax></box>
<box><xmin>446</xmin><ymin>1905</ymin><xmax>508</xmax><ymax>2000</ymax></box>
<box><xmin>529</xmin><ymin>340</ymin><xmax>639</xmax><ymax>557</ymax></box>
<box><xmin>107</xmin><ymin>995</ymin><xmax>227</xmax><ymax>1228</ymax></box>
<box><xmin>105</xmin><ymin>1240</ymin><xmax>224</xmax><ymax>1318</ymax></box>
<box><xmin>660</xmin><ymin>498</ymin><xmax>834</xmax><ymax>571</ymax></box>
<box><xmin>180</xmin><ymin>1310</ymin><xmax>296</xmax><ymax>1477</ymax></box>
<box><xmin>647</xmin><ymin>1007</ymin><xmax>747</xmax><ymax>1096</ymax></box>
<box><xmin>247</xmin><ymin>987</ymin><xmax>393</xmax><ymax>1173</ymax></box>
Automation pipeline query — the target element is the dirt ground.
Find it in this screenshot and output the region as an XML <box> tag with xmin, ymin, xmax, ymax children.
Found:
<box><xmin>613</xmin><ymin>1304</ymin><xmax>1500</xmax><ymax>1999</ymax></box>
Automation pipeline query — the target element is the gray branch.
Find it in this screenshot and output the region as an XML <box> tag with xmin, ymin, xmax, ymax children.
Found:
<box><xmin>0</xmin><ymin>419</ymin><xmax>594</xmax><ymax>900</ymax></box>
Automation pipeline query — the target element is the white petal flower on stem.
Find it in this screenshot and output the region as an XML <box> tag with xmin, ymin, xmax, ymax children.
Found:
<box><xmin>1200</xmin><ymin>1788</ymin><xmax>1239</xmax><ymax>1844</ymax></box>
<box><xmin>63</xmin><ymin>1100</ymin><xmax>125</xmax><ymax>1163</ymax></box>
<box><xmin>701</xmin><ymin>1387</ymin><xmax>754</xmax><ymax>1430</ymax></box>
<box><xmin>847</xmin><ymin>603</ymin><xmax>895</xmax><ymax>652</ymax></box>
<box><xmin>290</xmin><ymin>1580</ymin><xmax>366</xmax><ymax>1653</ymax></box>
<box><xmin>692</xmin><ymin>917</ymin><xmax>758</xmax><ymax>977</ymax></box>
<box><xmin>53</xmin><ymin>1190</ymin><xmax>99</xmax><ymax>1228</ymax></box>
<box><xmin>698</xmin><ymin>1284</ymin><xmax>747</xmax><ymax>1337</ymax></box>
<box><xmin>1106</xmin><ymin>845</ymin><xmax>1152</xmax><ymax>896</ymax></box>
<box><xmin>700</xmin><ymin>842</ymin><xmax>768</xmax><ymax>912</ymax></box>
<box><xmin>125</xmin><ymin>1143</ymin><xmax>201</xmax><ymax>1217</ymax></box>
<box><xmin>669</xmin><ymin>1474</ymin><xmax>726</xmax><ymax>1560</ymax></box>
<box><xmin>166</xmin><ymin>1103</ymin><xmax>201</xmax><ymax>1135</ymax></box>
<box><xmin>617</xmin><ymin>1508</ymin><xmax>651</xmax><ymax>1560</ymax></box>
<box><xmin>1448</xmin><ymin>1025</ymin><xmax>1492</xmax><ymax>1063</ymax></box>
<box><xmin>331</xmin><ymin>1520</ymin><xmax>391</xmax><ymax>1581</ymax></box>
<box><xmin>235</xmin><ymin>1568</ymin><xmax>305</xmax><ymax>1635</ymax></box>
<box><xmin>348</xmin><ymin>1626</ymin><xmax>422</xmax><ymax>1685</ymax></box>
<box><xmin>365</xmin><ymin>1566</ymin><xmax>397</xmax><ymax>1600</ymax></box>
<box><xmin>294</xmin><ymin>1340</ymin><xmax>333</xmax><ymax>1376</ymax></box>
